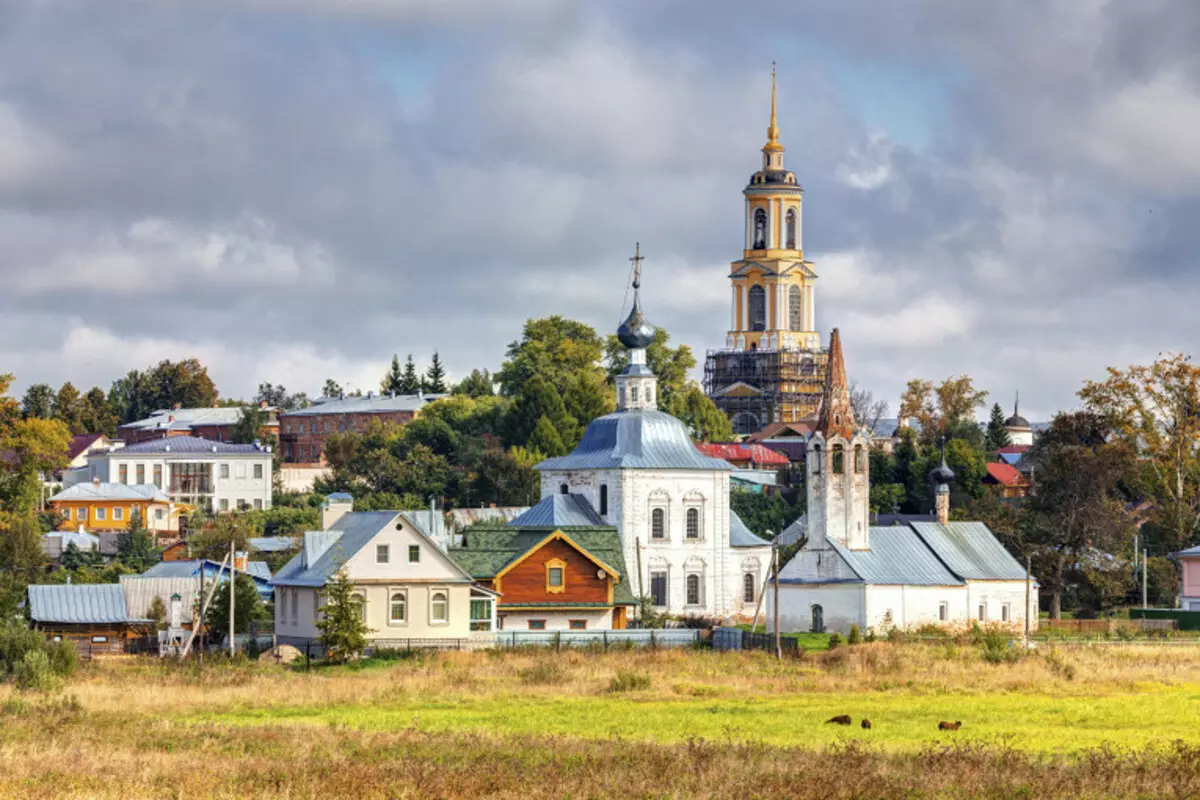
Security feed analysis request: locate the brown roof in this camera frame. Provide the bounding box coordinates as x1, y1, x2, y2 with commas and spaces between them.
814, 328, 857, 440
746, 421, 815, 442
67, 433, 105, 461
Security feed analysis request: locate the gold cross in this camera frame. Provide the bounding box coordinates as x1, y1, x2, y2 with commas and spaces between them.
629, 242, 644, 288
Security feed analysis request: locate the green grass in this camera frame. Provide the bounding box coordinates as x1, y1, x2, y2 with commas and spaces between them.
194, 680, 1200, 754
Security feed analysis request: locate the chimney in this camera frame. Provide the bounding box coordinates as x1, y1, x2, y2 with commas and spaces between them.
935, 484, 950, 525
321, 493, 354, 530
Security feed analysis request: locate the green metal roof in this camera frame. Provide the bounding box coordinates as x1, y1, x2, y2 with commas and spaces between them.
449, 525, 636, 605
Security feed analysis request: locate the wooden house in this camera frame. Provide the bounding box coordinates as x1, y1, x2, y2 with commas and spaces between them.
27, 584, 152, 653
450, 498, 636, 631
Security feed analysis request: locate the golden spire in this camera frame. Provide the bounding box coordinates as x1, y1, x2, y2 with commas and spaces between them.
764, 62, 784, 153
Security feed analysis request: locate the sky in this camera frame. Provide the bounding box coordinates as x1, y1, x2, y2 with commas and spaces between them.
2, 1, 1199, 422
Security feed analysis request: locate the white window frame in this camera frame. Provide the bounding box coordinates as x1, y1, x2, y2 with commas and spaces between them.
219, 498, 229, 511
650, 506, 668, 541
743, 572, 756, 604
389, 589, 408, 626
253, 464, 263, 480
1001, 603, 1011, 623
408, 545, 420, 563
96, 507, 106, 521
685, 572, 704, 607
253, 499, 262, 510
978, 602, 987, 622
353, 592, 367, 623
376, 544, 390, 564
684, 506, 702, 540
429, 588, 449, 625
220, 463, 230, 479
939, 601, 948, 622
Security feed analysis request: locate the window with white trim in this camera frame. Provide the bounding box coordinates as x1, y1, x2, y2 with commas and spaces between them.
430, 590, 449, 624
113, 507, 124, 521
685, 573, 703, 606
376, 544, 389, 564
96, 507, 106, 521
1001, 603, 1011, 623
651, 508, 666, 540
978, 603, 987, 622
743, 573, 756, 604
649, 571, 667, 607
390, 591, 407, 624
939, 602, 948, 622
685, 507, 700, 540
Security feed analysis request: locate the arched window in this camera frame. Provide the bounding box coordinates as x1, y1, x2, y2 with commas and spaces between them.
748, 285, 766, 332
353, 593, 366, 623
685, 507, 700, 539
832, 444, 845, 474
788, 284, 803, 331
743, 573, 756, 604
753, 208, 767, 249
390, 591, 407, 623
854, 445, 865, 474
599, 484, 608, 516
785, 208, 797, 249
686, 574, 701, 606
430, 591, 448, 624
651, 508, 665, 540
811, 604, 825, 633
812, 444, 822, 474
560, 483, 569, 495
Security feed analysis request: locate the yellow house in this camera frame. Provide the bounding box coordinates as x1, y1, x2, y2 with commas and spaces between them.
49, 481, 181, 535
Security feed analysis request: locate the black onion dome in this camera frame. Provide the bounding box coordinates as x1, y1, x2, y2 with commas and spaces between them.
930, 459, 955, 486
1005, 413, 1031, 429
617, 292, 656, 349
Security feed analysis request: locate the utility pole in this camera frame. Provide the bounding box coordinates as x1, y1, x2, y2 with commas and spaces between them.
1024, 553, 1032, 645
772, 538, 781, 660
1143, 548, 1148, 609
229, 538, 236, 657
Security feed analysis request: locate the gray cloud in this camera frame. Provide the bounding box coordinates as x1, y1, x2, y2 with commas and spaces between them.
0, 1, 1198, 423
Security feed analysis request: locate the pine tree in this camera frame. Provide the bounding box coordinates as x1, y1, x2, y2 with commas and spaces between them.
381, 355, 404, 395
205, 573, 267, 641
322, 379, 343, 399
423, 352, 448, 394
116, 509, 158, 572
452, 369, 494, 398
398, 355, 422, 394
527, 414, 567, 457
316, 563, 371, 663
985, 402, 1012, 453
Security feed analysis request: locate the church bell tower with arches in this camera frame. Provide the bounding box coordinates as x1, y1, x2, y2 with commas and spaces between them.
704, 66, 828, 434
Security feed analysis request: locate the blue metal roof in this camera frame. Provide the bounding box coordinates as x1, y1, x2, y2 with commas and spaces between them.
828, 527, 964, 586
729, 511, 770, 548
1177, 545, 1200, 558
537, 409, 732, 472
909, 522, 1027, 580
509, 494, 606, 528
142, 559, 272, 583
28, 584, 143, 624
117, 437, 268, 455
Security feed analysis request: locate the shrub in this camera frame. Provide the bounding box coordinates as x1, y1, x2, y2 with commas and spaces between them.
887, 627, 906, 645
46, 639, 78, 680
519, 661, 568, 686
864, 627, 877, 643
15, 650, 60, 692
827, 632, 843, 650
608, 670, 651, 693
847, 625, 862, 645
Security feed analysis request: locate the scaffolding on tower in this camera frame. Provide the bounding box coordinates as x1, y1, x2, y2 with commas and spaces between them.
703, 345, 829, 435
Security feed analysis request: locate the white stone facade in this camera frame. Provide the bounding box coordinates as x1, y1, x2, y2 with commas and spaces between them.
805, 429, 871, 551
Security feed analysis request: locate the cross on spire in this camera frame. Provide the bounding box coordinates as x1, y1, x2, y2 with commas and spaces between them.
629, 242, 644, 289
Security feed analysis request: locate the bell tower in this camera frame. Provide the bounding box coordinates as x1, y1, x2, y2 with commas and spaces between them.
726, 65, 820, 354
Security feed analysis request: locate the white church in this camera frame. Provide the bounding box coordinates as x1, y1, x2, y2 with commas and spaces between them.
768, 330, 1037, 635
536, 261, 773, 618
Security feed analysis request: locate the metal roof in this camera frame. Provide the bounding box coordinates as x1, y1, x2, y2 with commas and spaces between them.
729, 511, 771, 548
829, 528, 964, 586
272, 511, 475, 587
696, 443, 789, 466
909, 521, 1027, 580
142, 559, 273, 583
248, 536, 298, 553
281, 394, 445, 416
1177, 545, 1200, 558
537, 409, 732, 472
119, 407, 249, 431
509, 494, 606, 528
49, 482, 170, 503
28, 584, 142, 624
115, 437, 269, 456
119, 576, 200, 624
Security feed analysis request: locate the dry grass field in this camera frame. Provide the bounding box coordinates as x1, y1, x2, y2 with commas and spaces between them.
2, 642, 1199, 798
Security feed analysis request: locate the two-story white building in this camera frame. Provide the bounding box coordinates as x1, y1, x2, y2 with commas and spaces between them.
84, 436, 274, 513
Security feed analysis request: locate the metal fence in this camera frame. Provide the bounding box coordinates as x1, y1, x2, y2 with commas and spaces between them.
712, 626, 803, 656
492, 629, 700, 650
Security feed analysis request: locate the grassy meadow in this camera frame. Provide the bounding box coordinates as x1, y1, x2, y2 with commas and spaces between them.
2, 642, 1199, 798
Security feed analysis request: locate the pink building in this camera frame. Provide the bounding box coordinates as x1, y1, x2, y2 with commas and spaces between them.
1179, 545, 1200, 611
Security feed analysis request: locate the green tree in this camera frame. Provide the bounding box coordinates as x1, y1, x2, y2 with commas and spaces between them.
561, 369, 612, 441
504, 374, 577, 449
316, 563, 371, 663
381, 355, 405, 395
423, 352, 448, 394
1020, 412, 1137, 618
0, 512, 47, 618
204, 573, 267, 641
985, 402, 1012, 452
668, 385, 733, 442
53, 382, 84, 434
452, 369, 494, 398
20, 384, 55, 420
399, 355, 422, 394
61, 541, 88, 571
230, 405, 268, 444
527, 415, 567, 458
116, 509, 158, 572
109, 360, 219, 424
730, 489, 803, 539
322, 379, 343, 399
899, 375, 988, 446
80, 387, 117, 436
497, 316, 606, 401
147, 596, 168, 630
0, 376, 72, 512
186, 514, 254, 562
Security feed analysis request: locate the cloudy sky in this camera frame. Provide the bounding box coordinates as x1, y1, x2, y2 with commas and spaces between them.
2, 1, 1198, 421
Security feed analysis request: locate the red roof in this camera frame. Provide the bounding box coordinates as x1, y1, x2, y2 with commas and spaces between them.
67, 434, 105, 461
984, 462, 1027, 486
695, 443, 789, 466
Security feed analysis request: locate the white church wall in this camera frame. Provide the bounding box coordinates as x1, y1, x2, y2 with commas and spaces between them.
967, 580, 1037, 631
768, 583, 865, 634
863, 585, 968, 631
